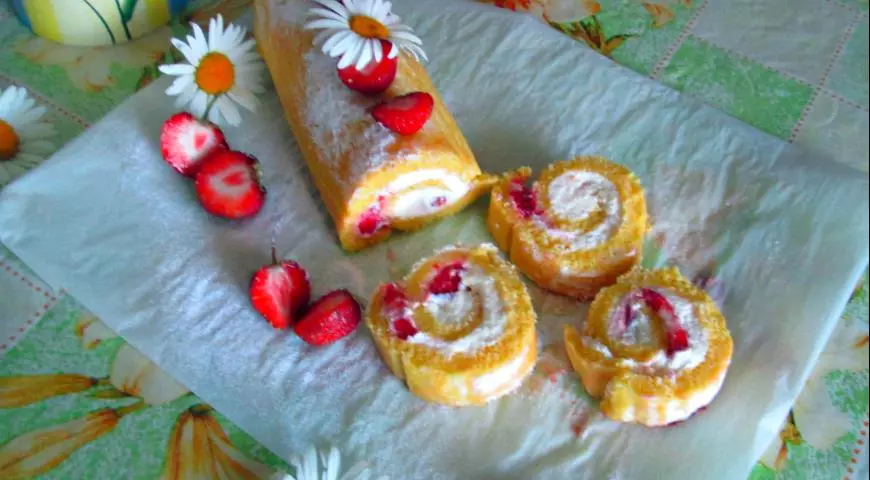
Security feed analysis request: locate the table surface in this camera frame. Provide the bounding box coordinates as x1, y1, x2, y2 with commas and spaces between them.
0, 0, 867, 479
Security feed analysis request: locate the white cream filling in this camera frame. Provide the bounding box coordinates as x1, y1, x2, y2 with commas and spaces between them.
536, 171, 622, 251
423, 289, 474, 327
406, 264, 506, 356
472, 346, 530, 396
584, 290, 709, 372
384, 169, 470, 220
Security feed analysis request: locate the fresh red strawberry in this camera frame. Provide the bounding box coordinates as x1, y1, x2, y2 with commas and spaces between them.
337, 40, 397, 95
428, 262, 466, 295
508, 179, 539, 218
640, 288, 690, 356
160, 112, 228, 176
392, 318, 419, 340
194, 149, 265, 219
294, 290, 362, 346
371, 92, 434, 135
249, 249, 311, 329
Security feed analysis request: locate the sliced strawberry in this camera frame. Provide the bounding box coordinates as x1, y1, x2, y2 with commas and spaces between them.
639, 288, 690, 356
160, 112, 228, 176
337, 40, 398, 95
428, 262, 466, 295
381, 283, 408, 310
250, 251, 311, 329
508, 179, 539, 218
666, 328, 690, 355
194, 149, 265, 219
371, 92, 434, 135
294, 290, 362, 346
392, 318, 419, 340
378, 283, 418, 339
358, 204, 389, 236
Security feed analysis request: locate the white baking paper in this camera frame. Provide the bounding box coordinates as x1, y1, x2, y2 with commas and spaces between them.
0, 1, 868, 478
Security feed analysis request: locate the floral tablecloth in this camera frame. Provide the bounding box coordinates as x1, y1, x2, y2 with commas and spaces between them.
0, 0, 867, 478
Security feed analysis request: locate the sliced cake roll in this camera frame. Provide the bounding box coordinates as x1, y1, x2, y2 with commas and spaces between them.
367, 244, 537, 406
564, 267, 733, 426
487, 156, 647, 301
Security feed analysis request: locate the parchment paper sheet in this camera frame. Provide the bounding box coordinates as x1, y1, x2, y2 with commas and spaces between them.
1, 1, 868, 478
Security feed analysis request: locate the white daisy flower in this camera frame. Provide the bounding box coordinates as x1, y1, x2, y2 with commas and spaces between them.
304, 0, 427, 70
159, 15, 264, 126
272, 446, 387, 480
0, 86, 56, 188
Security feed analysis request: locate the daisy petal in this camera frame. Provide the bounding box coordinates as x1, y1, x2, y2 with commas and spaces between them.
314, 28, 343, 47
228, 88, 258, 112
309, 7, 349, 23
337, 38, 362, 69
171, 38, 198, 65
391, 31, 422, 45
165, 75, 194, 96
323, 30, 351, 56
159, 63, 195, 76
355, 39, 373, 70
372, 38, 382, 63
315, 0, 348, 16
304, 18, 348, 31
174, 84, 198, 110
326, 447, 341, 480
190, 91, 209, 118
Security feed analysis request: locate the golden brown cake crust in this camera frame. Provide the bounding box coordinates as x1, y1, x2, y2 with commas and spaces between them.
254, 0, 495, 251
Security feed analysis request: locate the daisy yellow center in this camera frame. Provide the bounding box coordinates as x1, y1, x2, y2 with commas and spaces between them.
0, 119, 20, 161
195, 53, 235, 95
349, 15, 390, 39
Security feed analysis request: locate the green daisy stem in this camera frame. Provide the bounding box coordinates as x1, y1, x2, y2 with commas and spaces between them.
113, 0, 134, 41
82, 0, 117, 45
201, 96, 220, 123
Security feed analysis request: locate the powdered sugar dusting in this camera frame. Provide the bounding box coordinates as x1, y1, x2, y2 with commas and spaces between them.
304, 50, 398, 195
536, 171, 622, 251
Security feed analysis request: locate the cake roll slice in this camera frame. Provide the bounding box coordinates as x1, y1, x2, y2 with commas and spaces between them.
487, 156, 648, 301
564, 267, 733, 426
367, 244, 537, 406
254, 0, 495, 251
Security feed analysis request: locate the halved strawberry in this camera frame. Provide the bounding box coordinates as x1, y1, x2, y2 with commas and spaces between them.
294, 290, 362, 346
371, 92, 434, 135
160, 112, 228, 176
337, 40, 398, 95
194, 149, 265, 219
428, 262, 466, 295
250, 249, 311, 329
